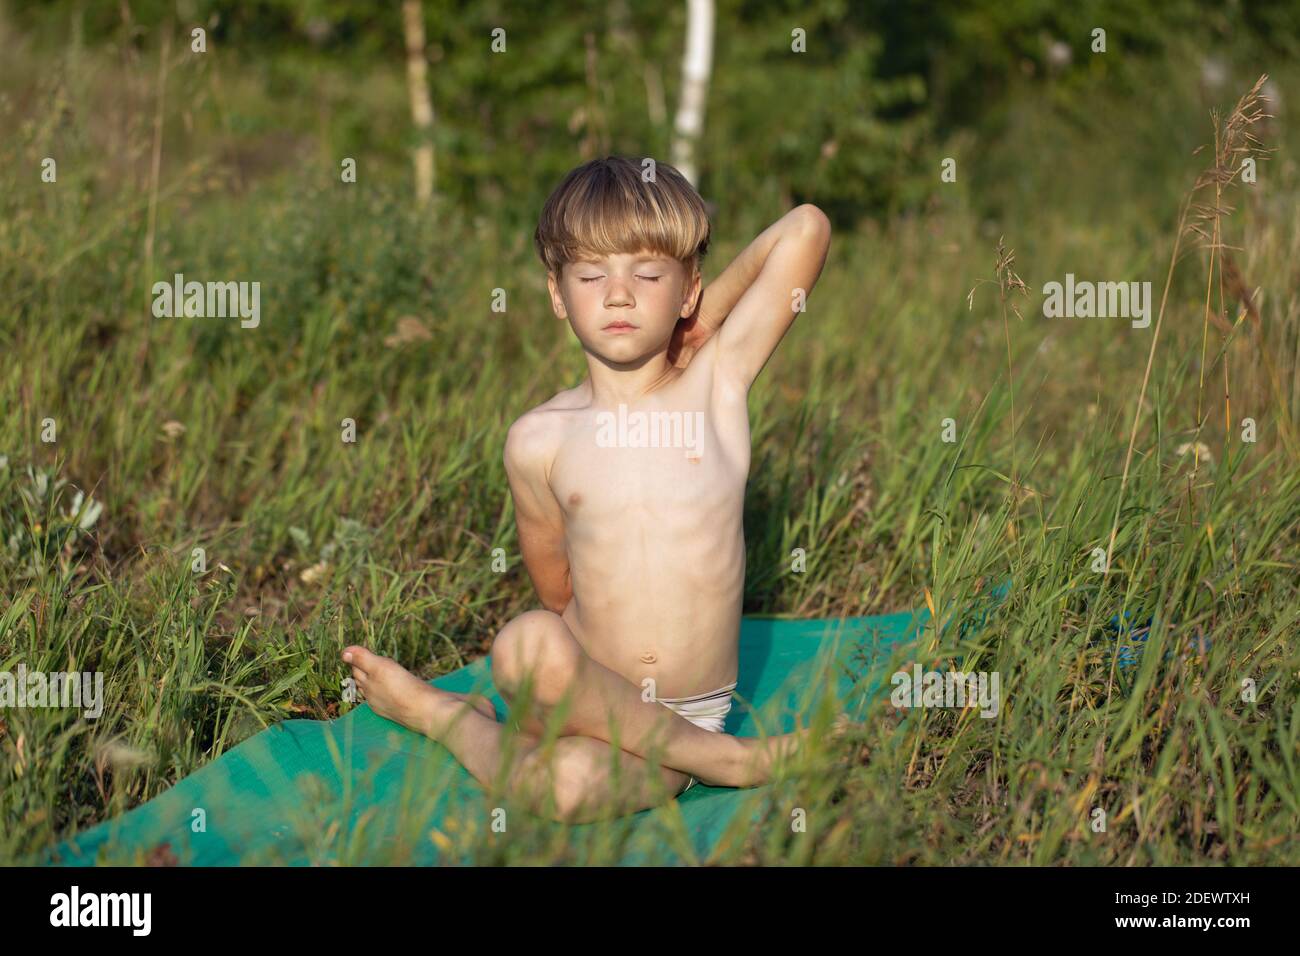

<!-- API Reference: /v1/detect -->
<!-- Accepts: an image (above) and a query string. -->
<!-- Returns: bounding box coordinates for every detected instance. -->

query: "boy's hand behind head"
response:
[666,298,718,370]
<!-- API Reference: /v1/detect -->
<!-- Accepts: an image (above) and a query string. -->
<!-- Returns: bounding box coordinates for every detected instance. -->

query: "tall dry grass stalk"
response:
[1102,74,1275,712]
[1186,74,1281,473]
[967,237,1028,524]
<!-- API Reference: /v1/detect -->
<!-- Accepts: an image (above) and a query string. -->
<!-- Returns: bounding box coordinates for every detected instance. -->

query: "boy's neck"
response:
[581,350,682,407]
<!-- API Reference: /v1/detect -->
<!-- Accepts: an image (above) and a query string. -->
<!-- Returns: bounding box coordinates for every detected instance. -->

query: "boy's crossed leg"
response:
[342,642,700,823]
[343,609,815,823]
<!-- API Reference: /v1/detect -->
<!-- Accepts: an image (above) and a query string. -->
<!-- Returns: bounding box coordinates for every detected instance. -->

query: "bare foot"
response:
[342,646,495,738]
[445,691,497,722]
[831,713,864,739]
[732,713,861,786]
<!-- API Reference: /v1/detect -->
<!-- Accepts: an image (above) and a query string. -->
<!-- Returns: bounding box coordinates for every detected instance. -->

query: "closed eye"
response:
[578,274,659,283]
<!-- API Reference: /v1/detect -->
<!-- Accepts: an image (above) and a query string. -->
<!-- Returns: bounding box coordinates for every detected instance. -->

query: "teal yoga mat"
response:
[48,610,926,866]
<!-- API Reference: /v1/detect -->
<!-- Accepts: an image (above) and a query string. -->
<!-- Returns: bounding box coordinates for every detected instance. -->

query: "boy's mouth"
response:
[602,320,638,333]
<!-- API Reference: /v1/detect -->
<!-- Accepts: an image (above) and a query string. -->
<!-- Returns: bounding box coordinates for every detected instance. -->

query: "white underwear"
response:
[655,681,737,792]
[655,681,737,733]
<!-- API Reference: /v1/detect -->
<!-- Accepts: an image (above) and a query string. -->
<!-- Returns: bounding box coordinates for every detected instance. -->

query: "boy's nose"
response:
[604,283,634,306]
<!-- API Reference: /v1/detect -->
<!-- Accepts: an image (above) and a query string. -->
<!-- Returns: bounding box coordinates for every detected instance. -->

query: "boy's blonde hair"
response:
[534,155,710,278]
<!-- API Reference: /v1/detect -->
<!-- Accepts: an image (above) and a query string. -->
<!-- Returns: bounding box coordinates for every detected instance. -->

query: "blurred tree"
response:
[401,0,435,204]
[671,0,714,186]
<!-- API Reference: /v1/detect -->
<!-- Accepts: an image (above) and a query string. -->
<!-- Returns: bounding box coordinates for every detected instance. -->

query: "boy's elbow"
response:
[542,579,572,615]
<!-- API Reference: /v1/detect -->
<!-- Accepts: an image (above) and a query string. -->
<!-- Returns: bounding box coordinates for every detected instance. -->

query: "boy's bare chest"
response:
[548,394,750,525]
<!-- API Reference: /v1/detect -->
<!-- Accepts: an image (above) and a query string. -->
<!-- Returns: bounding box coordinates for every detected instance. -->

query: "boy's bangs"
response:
[560,184,699,268]
[535,156,710,275]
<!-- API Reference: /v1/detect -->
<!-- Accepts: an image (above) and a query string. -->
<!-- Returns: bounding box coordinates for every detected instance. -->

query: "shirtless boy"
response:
[343,156,834,823]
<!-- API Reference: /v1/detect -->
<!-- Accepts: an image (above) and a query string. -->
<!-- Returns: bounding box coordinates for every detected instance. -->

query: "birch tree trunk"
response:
[671,0,714,187]
[401,0,435,204]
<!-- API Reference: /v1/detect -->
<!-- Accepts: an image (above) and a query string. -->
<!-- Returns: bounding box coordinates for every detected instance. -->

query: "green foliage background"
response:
[0,1,1297,865]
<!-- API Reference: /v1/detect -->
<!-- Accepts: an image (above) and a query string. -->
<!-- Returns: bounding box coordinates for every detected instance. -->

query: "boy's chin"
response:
[586,341,664,368]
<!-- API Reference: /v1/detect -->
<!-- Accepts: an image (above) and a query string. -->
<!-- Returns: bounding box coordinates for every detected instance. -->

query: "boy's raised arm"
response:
[503,414,571,614]
[709,204,831,391]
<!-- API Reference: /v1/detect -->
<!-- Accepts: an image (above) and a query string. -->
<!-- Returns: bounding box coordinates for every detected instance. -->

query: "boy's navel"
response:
[639,650,658,664]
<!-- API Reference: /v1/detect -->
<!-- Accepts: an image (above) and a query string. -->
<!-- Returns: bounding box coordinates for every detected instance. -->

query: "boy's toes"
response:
[342,645,377,672]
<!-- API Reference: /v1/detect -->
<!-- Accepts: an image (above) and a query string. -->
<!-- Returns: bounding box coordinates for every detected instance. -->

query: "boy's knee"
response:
[490,610,579,700]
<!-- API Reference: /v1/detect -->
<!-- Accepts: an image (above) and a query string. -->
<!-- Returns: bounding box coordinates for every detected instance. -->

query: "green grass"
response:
[1,28,1298,865]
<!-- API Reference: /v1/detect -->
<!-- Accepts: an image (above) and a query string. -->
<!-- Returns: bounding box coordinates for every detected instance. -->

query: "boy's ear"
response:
[680,266,702,318]
[546,270,568,319]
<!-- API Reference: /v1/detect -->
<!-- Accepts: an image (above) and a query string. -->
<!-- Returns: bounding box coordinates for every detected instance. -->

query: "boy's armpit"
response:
[503,411,572,612]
